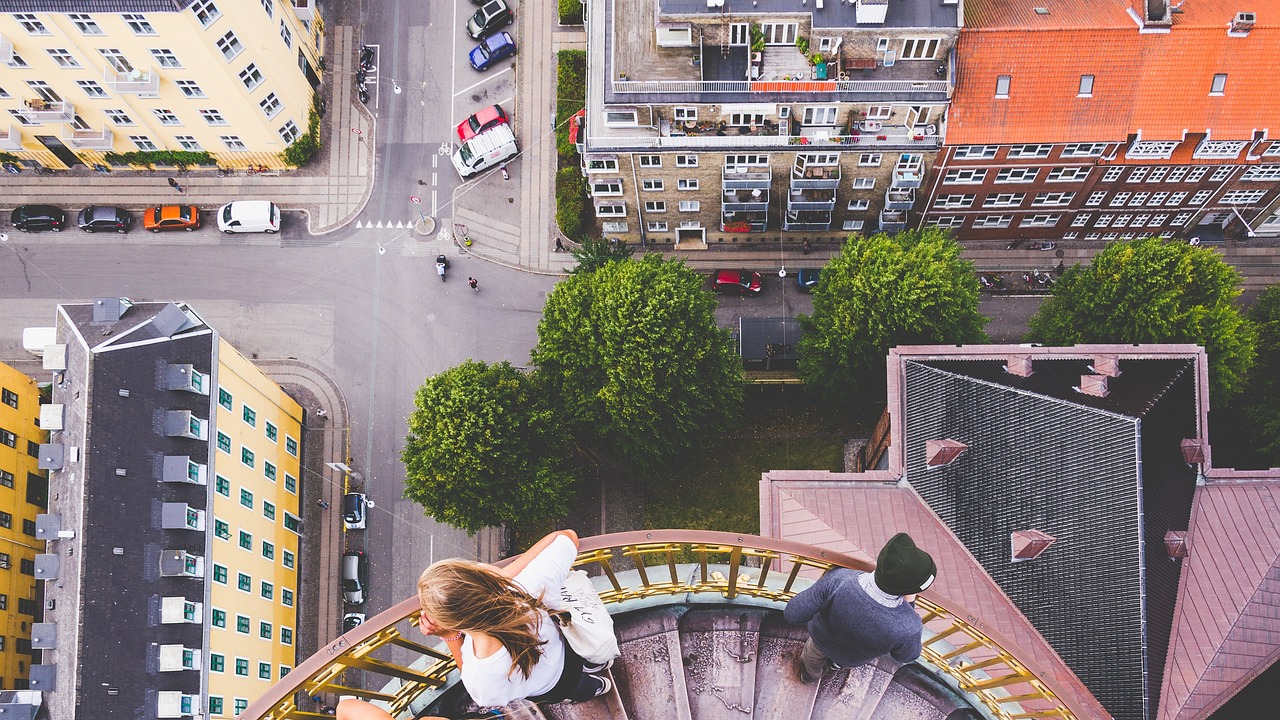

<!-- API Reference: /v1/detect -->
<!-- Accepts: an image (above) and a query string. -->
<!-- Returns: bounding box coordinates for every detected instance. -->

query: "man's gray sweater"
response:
[783,568,923,666]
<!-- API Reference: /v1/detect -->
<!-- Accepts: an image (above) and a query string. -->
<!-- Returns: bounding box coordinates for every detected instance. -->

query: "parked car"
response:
[796,268,822,293]
[143,205,200,232]
[342,492,367,531]
[711,269,764,296]
[217,200,280,234]
[10,205,66,232]
[343,612,366,633]
[466,0,513,40]
[469,32,517,71]
[457,104,509,142]
[342,550,368,606]
[77,206,132,234]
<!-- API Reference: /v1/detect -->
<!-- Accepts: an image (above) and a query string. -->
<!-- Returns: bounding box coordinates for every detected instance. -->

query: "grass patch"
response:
[554,50,591,241]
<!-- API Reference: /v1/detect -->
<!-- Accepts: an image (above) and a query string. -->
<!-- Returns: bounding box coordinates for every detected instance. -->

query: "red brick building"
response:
[920,0,1280,242]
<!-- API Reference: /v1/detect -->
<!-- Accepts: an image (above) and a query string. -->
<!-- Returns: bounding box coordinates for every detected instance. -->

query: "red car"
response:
[456,104,509,142]
[711,269,764,296]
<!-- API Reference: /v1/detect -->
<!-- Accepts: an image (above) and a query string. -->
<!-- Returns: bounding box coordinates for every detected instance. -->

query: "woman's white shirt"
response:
[458,535,576,707]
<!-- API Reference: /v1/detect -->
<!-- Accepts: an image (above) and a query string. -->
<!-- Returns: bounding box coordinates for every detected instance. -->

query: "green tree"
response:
[1026,237,1255,400]
[1242,284,1280,460]
[798,229,988,398]
[532,254,743,466]
[569,237,635,274]
[401,361,573,534]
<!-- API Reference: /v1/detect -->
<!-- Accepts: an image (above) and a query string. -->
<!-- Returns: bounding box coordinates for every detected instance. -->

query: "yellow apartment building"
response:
[208,338,304,718]
[0,362,47,691]
[0,0,323,169]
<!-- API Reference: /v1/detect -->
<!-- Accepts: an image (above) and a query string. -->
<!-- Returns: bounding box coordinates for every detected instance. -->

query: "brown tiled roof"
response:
[949,3,1280,145]
[1158,481,1280,720]
[760,474,1112,719]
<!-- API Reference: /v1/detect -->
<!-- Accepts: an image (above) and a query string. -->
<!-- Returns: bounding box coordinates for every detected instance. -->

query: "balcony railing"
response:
[788,188,836,211]
[723,188,770,212]
[721,220,768,233]
[880,210,908,231]
[721,168,771,188]
[62,126,113,150]
[14,99,75,124]
[240,530,1081,720]
[0,123,21,151]
[613,79,948,95]
[103,65,160,94]
[893,167,924,189]
[782,221,833,232]
[885,187,916,210]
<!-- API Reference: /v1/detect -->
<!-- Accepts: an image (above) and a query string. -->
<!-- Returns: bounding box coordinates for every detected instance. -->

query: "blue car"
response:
[469,32,516,71]
[797,268,822,292]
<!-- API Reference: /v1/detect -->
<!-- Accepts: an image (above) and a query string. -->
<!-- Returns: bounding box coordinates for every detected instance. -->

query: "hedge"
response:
[558,0,584,25]
[555,50,590,241]
[102,150,216,167]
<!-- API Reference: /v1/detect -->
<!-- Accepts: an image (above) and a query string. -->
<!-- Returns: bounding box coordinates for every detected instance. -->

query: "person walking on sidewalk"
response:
[167,177,185,194]
[785,532,936,683]
[555,237,566,253]
[468,277,479,292]
[316,499,330,509]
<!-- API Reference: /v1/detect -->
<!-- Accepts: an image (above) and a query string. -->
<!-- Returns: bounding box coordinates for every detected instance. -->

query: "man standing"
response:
[784,532,936,683]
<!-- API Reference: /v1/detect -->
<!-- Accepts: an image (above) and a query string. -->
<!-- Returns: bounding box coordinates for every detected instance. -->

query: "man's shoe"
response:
[591,674,613,698]
[582,658,614,674]
[796,657,818,684]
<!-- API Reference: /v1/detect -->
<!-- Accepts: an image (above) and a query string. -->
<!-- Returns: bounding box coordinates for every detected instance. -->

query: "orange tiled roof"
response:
[948,3,1280,145]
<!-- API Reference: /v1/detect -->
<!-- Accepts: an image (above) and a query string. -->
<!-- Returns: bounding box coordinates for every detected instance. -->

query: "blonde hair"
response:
[418,560,551,679]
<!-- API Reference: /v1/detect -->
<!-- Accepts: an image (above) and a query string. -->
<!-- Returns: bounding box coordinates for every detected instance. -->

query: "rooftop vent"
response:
[1034,6,1049,14]
[113,547,125,555]
[1005,354,1034,377]
[1011,529,1056,561]
[1180,438,1206,464]
[92,297,133,324]
[115,468,126,476]
[1165,530,1190,558]
[1076,375,1110,398]
[1088,356,1122,377]
[1230,12,1256,36]
[925,439,968,467]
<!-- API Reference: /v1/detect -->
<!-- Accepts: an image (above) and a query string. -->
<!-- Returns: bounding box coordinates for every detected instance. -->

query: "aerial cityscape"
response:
[1,1,1278,720]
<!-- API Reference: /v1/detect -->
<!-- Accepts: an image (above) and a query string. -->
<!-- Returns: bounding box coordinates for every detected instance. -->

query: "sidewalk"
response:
[0,25,374,236]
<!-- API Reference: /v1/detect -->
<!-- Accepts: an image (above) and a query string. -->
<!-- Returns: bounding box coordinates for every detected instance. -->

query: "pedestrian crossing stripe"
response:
[354,219,420,229]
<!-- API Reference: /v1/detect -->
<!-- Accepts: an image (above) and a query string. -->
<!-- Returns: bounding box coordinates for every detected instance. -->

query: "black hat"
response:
[874,533,936,596]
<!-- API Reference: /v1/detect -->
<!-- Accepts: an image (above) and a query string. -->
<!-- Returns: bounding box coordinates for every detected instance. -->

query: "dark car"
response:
[77,205,132,233]
[457,104,509,142]
[469,32,517,71]
[712,269,764,296]
[466,0,513,40]
[796,268,821,293]
[10,205,66,232]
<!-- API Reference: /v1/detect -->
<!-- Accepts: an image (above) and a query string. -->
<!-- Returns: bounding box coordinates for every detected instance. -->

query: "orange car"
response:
[143,205,201,232]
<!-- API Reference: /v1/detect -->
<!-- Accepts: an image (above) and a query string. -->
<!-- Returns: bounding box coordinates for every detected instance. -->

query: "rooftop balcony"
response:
[62,126,113,150]
[721,168,771,189]
[103,65,159,94]
[893,166,925,189]
[13,99,75,125]
[242,531,1080,720]
[880,210,908,232]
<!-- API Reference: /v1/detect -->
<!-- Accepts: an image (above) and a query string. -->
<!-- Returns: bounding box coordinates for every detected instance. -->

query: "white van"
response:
[452,124,517,178]
[217,200,281,234]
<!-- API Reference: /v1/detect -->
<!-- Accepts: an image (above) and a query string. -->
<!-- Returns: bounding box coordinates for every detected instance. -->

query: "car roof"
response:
[475,105,504,122]
[714,269,744,280]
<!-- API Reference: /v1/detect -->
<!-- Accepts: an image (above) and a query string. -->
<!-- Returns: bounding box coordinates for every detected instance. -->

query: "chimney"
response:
[1076,375,1110,398]
[1164,530,1190,559]
[1089,356,1122,378]
[1143,0,1171,25]
[1011,530,1056,561]
[1229,12,1256,36]
[1005,355,1034,378]
[925,439,967,467]
[1180,438,1206,464]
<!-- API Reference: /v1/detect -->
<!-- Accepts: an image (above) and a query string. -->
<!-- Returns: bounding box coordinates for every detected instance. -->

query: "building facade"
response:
[27,299,302,720]
[580,0,959,248]
[0,0,323,170]
[922,0,1280,242]
[0,362,46,692]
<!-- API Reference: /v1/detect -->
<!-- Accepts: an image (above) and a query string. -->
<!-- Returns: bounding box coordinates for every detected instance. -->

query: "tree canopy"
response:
[797,229,988,398]
[569,237,635,274]
[1242,284,1280,461]
[401,361,573,534]
[532,254,743,466]
[1026,237,1255,400]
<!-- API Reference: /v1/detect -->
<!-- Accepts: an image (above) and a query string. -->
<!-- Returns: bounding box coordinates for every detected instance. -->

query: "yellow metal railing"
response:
[239,530,1079,720]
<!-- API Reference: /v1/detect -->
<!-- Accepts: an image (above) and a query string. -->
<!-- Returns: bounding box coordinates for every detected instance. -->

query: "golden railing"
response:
[239,530,1080,720]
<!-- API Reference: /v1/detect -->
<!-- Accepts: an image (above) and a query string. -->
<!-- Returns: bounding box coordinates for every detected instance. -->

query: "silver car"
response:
[342,551,367,606]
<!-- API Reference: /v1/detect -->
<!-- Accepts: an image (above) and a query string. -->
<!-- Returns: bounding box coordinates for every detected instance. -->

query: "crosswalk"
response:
[353,219,420,229]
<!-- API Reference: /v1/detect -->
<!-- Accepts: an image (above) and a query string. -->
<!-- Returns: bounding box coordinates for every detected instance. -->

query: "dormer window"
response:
[165,364,209,394]
[995,75,1010,98]
[1078,74,1094,97]
[160,596,203,623]
[1210,73,1227,95]
[162,502,205,531]
[162,455,207,485]
[165,410,208,440]
[159,644,202,671]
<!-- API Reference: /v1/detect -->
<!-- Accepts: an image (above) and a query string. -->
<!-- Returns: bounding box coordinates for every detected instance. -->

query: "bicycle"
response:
[454,223,472,247]
[215,166,236,177]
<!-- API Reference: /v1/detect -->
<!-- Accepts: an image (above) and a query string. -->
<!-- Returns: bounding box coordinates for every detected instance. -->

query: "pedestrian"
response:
[167,177,184,194]
[468,277,478,292]
[317,499,330,509]
[555,237,566,253]
[315,408,328,418]
[417,529,613,706]
[784,532,936,683]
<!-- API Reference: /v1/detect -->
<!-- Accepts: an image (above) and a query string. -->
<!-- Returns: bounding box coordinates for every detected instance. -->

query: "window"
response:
[954,146,997,160]
[99,109,130,126]
[1071,214,1091,227]
[260,580,274,599]
[995,75,1011,98]
[259,94,282,118]
[126,14,156,35]
[238,531,252,552]
[1167,167,1188,182]
[852,177,876,190]
[1210,74,1227,95]
[153,109,180,126]
[281,627,294,645]
[1063,232,1078,240]
[1148,167,1168,182]
[99,49,133,74]
[1128,140,1179,159]
[265,421,278,441]
[240,488,254,509]
[47,49,81,68]
[1008,145,1052,159]
[1243,165,1280,181]
[1167,192,1188,206]
[673,106,696,121]
[215,475,230,496]
[927,216,964,229]
[1020,214,1061,228]
[1112,215,1131,228]
[282,588,294,606]
[901,38,940,60]
[210,697,224,715]
[759,22,798,44]
[242,447,255,468]
[263,501,276,520]
[644,200,666,213]
[261,0,275,17]
[279,21,292,49]
[214,519,230,540]
[262,540,275,561]
[214,432,230,454]
[1190,190,1212,204]
[147,49,181,69]
[1221,189,1267,205]
[284,512,302,533]
[678,178,699,191]
[802,107,838,125]
[0,430,13,448]
[176,80,205,98]
[176,135,202,151]
[1047,167,1090,182]
[995,168,1038,183]
[259,662,272,680]
[1127,168,1148,183]
[1148,192,1169,206]
[0,512,9,528]
[842,220,865,231]
[283,549,295,569]
[280,120,301,144]
[15,14,48,34]
[592,179,623,195]
[21,519,35,537]
[73,81,108,99]
[235,658,249,676]
[222,135,247,151]
[866,105,892,120]
[235,700,249,716]
[70,14,103,35]
[200,110,227,126]
[0,470,11,487]
[1187,166,1210,182]
[675,155,698,168]
[260,621,273,639]
[725,154,770,167]
[1210,166,1233,181]
[5,54,29,69]
[728,112,764,127]
[943,169,986,184]
[983,193,1025,208]
[847,199,870,211]
[973,215,1013,229]
[1109,192,1131,206]
[858,153,882,167]
[1033,192,1074,207]
[604,110,637,126]
[1171,212,1193,226]
[1132,214,1150,226]
[934,194,975,209]
[1078,75,1094,96]
[586,157,619,172]
[210,653,225,673]
[194,1,222,28]
[1129,192,1149,206]
[217,31,244,61]
[637,155,661,168]
[285,474,297,493]
[1101,167,1124,182]
[678,200,700,212]
[647,221,668,232]
[212,608,226,626]
[239,64,265,91]
[264,462,276,481]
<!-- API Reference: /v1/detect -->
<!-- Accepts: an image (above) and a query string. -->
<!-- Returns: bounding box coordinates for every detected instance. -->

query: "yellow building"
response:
[0,362,47,691]
[208,338,303,718]
[0,1,323,169]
